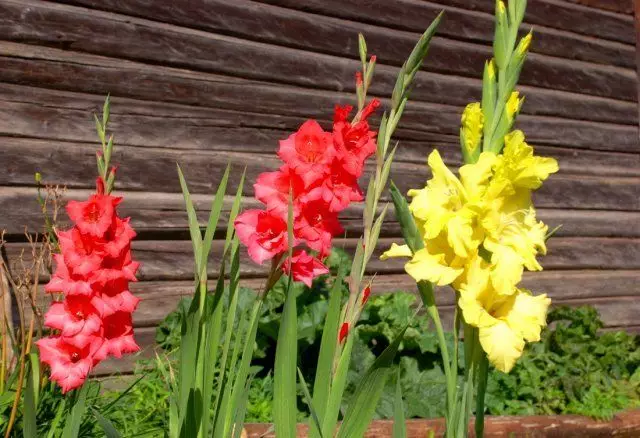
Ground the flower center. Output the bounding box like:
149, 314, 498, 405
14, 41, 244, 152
70, 352, 80, 363
296, 135, 323, 163
83, 202, 101, 223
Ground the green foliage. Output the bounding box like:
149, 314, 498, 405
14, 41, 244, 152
485, 306, 640, 420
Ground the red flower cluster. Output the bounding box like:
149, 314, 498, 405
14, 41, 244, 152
235, 99, 380, 287
37, 179, 140, 393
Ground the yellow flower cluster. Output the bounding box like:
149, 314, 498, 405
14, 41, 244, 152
382, 130, 558, 372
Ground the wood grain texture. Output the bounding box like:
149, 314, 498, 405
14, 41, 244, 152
427, 0, 635, 44
0, 83, 636, 156
1, 40, 636, 125
1, 137, 639, 212
4, 187, 640, 238
244, 0, 636, 68
0, 0, 636, 102
5, 237, 640, 284
565, 0, 633, 14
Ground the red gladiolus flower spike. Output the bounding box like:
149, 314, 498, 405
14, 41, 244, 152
235, 68, 380, 288
39, 178, 140, 393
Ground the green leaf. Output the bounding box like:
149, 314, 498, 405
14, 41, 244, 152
337, 326, 408, 438
310, 271, 344, 438
404, 12, 443, 77
23, 360, 37, 438
322, 335, 354, 437
91, 407, 122, 438
273, 276, 298, 437
102, 94, 111, 129
200, 164, 231, 277
226, 168, 246, 249
389, 181, 423, 253
176, 164, 203, 274
62, 384, 89, 438
298, 367, 325, 438
393, 370, 407, 438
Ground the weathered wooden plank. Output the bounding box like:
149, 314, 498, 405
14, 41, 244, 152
0, 0, 636, 101
2, 40, 636, 126
0, 83, 636, 156
565, 0, 632, 14
5, 237, 640, 283
428, 0, 635, 44
3, 137, 639, 213
3, 185, 640, 238
240, 0, 635, 69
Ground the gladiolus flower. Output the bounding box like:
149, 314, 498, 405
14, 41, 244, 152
66, 194, 121, 238
36, 336, 104, 393
254, 165, 306, 215
333, 100, 379, 177
235, 209, 290, 265
282, 250, 329, 287
278, 120, 335, 186
295, 200, 343, 258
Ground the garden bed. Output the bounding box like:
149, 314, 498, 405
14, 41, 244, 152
244, 409, 640, 437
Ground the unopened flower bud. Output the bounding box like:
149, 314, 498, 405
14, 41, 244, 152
361, 286, 371, 305
506, 91, 524, 121
517, 32, 533, 57
461, 102, 484, 156
339, 322, 349, 343
355, 71, 363, 87
34, 172, 42, 183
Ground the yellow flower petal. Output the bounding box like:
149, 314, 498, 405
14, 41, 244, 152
479, 321, 525, 373
487, 244, 522, 295
502, 289, 550, 342
381, 243, 413, 260
404, 248, 463, 286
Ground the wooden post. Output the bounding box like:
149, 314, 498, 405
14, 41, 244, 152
635, 0, 640, 126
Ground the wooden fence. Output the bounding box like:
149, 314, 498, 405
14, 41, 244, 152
0, 0, 638, 374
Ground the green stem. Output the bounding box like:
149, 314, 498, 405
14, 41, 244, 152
417, 282, 454, 422
474, 352, 489, 438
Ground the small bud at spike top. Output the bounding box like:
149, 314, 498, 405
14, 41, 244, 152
362, 285, 371, 305
339, 322, 349, 344
96, 176, 105, 195
370, 55, 377, 63
35, 172, 42, 183
355, 71, 363, 86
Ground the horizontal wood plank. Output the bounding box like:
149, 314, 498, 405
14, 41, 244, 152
0, 0, 636, 102
0, 83, 636, 157
427, 0, 635, 44
2, 138, 639, 215
241, 0, 635, 68
1, 40, 636, 126
3, 186, 640, 238
564, 0, 633, 14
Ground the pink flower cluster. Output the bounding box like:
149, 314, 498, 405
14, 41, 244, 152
37, 179, 140, 393
235, 99, 380, 287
